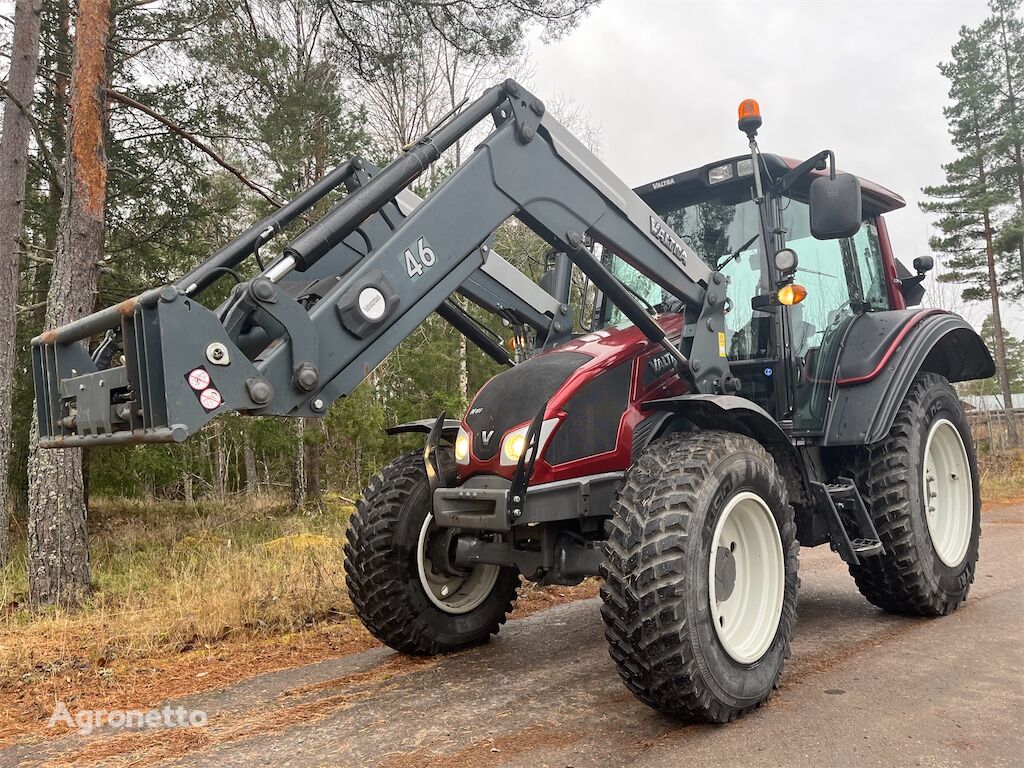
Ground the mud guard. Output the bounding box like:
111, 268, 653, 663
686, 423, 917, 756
636, 394, 813, 521
638, 394, 795, 454
385, 417, 461, 443
822, 310, 994, 446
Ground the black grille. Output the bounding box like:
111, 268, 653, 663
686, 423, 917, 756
466, 351, 591, 460
547, 361, 632, 465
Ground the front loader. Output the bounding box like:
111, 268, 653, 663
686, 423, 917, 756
32, 83, 994, 723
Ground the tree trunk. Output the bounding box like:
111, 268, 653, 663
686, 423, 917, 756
26, 0, 111, 607
0, 0, 44, 567
981, 207, 1020, 446
212, 420, 227, 500
243, 428, 258, 496
304, 417, 325, 509
291, 419, 307, 509
972, 110, 1020, 447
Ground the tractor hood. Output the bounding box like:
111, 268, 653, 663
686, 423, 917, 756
459, 314, 685, 482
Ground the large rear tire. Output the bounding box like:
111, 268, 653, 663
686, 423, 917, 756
600, 431, 799, 722
847, 373, 981, 615
344, 451, 520, 655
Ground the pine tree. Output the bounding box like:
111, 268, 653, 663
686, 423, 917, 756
26, 0, 112, 606
984, 0, 1024, 297
0, 0, 44, 567
922, 24, 1020, 445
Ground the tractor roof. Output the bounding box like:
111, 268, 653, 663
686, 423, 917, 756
635, 153, 906, 216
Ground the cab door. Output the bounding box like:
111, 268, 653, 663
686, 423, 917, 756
780, 200, 893, 434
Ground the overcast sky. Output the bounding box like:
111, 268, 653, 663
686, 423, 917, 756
527, 0, 1024, 336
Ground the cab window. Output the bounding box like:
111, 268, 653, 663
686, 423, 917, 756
781, 200, 890, 356
600, 198, 773, 362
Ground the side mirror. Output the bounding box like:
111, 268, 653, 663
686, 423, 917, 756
809, 173, 862, 240
913, 255, 934, 274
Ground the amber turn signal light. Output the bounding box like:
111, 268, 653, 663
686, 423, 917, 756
777, 284, 808, 305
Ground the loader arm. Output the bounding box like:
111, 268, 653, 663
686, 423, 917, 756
33, 79, 731, 447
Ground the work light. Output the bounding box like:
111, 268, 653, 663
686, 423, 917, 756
708, 163, 734, 184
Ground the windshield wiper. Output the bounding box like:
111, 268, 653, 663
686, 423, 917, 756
715, 234, 759, 272
621, 280, 659, 315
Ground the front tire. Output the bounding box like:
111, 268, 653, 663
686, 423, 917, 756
600, 431, 799, 722
344, 451, 520, 655
847, 373, 981, 615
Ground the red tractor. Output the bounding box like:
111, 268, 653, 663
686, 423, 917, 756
32, 84, 992, 723
343, 99, 993, 722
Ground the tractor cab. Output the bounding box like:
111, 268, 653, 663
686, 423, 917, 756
600, 152, 908, 435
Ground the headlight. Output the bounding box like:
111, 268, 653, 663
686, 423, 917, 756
736, 158, 754, 176
498, 418, 561, 467
503, 433, 526, 464
454, 427, 470, 464
773, 247, 798, 273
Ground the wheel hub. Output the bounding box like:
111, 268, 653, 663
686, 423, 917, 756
922, 418, 973, 567
427, 527, 467, 579
417, 513, 500, 615
714, 545, 737, 602
708, 492, 786, 665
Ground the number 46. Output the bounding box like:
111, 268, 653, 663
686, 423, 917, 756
405, 237, 436, 278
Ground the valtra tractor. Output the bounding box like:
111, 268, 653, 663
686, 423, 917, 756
33, 82, 993, 722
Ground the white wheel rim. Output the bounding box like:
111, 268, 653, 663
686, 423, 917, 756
416, 513, 500, 614
922, 418, 973, 567
708, 491, 786, 664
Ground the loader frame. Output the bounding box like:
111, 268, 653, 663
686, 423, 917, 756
33, 79, 734, 448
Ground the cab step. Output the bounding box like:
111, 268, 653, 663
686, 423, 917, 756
810, 478, 884, 565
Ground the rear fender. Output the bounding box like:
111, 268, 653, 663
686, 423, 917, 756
822, 310, 994, 446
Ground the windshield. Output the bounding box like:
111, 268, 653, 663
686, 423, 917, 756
601, 197, 773, 361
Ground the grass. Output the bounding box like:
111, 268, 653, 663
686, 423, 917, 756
977, 448, 1024, 504
0, 494, 599, 747
2, 454, 1022, 682
0, 495, 356, 684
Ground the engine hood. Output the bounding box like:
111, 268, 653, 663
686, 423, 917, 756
459, 314, 684, 480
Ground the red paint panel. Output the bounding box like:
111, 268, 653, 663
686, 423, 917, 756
875, 215, 906, 310
456, 315, 688, 484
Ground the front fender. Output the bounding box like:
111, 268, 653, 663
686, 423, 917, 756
639, 394, 794, 452
385, 417, 461, 443
637, 394, 813, 522
822, 310, 993, 446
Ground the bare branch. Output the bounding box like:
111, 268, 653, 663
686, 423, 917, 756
0, 82, 63, 196
106, 87, 284, 207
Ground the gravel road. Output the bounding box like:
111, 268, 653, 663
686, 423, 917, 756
10, 504, 1023, 768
